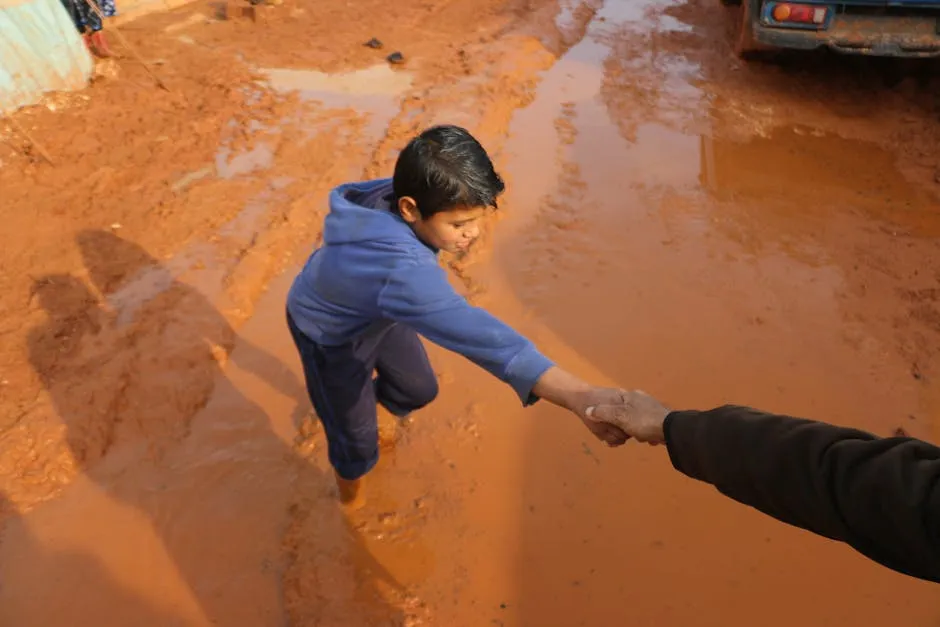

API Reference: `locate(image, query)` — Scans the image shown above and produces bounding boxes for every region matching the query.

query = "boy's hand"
[531,368,630,446]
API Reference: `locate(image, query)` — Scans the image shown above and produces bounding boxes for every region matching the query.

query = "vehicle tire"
[733,0,762,59]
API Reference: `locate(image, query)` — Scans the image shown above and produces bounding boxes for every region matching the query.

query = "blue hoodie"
[286,178,554,405]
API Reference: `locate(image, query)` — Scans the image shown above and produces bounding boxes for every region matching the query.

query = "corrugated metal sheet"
[0,0,93,114]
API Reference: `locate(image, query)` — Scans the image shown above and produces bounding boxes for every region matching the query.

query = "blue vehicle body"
[731,0,940,58]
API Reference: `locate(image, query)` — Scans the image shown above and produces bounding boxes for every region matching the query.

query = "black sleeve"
[664,405,940,583]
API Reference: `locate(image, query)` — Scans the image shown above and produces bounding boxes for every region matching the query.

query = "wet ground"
[2,0,940,623]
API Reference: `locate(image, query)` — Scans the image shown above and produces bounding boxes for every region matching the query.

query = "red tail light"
[769,2,828,24]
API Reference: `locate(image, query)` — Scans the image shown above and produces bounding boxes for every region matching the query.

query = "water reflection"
[698,121,938,234]
[493,0,940,624]
[261,64,413,137]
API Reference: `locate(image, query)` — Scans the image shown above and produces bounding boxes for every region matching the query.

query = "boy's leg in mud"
[374,324,439,422]
[287,314,382,507]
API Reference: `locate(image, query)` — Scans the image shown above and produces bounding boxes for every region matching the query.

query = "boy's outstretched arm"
[378,262,628,446]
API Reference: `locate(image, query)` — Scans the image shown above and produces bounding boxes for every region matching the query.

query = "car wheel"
[734,0,762,59]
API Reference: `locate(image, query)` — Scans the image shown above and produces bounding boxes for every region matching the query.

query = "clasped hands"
[573,387,670,447]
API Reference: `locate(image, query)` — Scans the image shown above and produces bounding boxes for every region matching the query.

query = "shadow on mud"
[4,230,408,626]
[0,493,186,623]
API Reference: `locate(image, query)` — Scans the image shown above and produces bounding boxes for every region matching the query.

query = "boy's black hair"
[392,125,505,219]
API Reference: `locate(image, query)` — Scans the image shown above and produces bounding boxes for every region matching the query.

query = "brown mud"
[1,0,940,623]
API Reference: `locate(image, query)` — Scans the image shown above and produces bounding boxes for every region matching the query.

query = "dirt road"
[1,0,939,623]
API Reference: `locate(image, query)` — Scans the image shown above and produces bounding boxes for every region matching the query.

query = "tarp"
[0,0,93,114]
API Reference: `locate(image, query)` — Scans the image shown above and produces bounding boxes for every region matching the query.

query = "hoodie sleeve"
[377,262,554,405]
[664,406,940,582]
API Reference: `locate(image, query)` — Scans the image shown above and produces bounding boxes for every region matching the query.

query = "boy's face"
[399,198,486,254]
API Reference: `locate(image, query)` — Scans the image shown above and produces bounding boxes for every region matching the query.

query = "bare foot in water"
[335,472,365,510]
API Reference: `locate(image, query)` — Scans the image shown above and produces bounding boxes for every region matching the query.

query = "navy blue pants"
[287,313,439,480]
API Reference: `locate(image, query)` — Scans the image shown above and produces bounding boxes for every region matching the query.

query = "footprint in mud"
[283,493,415,626]
[293,401,412,458]
[555,102,578,145]
[285,468,436,625]
[353,492,433,542]
[447,402,482,444]
[436,369,455,385]
[402,593,432,627]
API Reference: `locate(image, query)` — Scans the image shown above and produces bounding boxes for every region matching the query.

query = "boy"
[287,125,628,504]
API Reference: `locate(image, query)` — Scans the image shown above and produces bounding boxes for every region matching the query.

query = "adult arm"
[665,405,940,582]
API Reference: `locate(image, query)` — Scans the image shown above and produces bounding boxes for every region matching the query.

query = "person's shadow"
[13,229,409,626]
[0,492,187,625]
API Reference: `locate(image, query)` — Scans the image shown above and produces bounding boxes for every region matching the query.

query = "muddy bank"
[2,0,940,624]
[492,2,940,621]
[0,0,571,513]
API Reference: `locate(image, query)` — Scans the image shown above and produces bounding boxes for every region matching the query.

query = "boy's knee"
[407,375,440,411]
[411,375,439,408]
[376,372,439,414]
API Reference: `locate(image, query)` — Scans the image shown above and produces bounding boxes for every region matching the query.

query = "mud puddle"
[698,125,940,229]
[272,0,940,623]
[262,64,413,137]
[476,0,940,624]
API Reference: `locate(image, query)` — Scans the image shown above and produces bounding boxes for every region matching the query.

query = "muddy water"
[488,1,940,624]
[3,0,940,625]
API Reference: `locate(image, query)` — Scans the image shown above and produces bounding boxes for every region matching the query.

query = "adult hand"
[576,387,631,447]
[586,390,670,445]
[530,368,630,447]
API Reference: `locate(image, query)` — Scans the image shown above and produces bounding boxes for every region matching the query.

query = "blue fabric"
[287,177,554,405]
[60,0,115,33]
[288,312,438,480]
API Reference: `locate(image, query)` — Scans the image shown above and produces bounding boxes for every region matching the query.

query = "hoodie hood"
[322,178,412,246]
